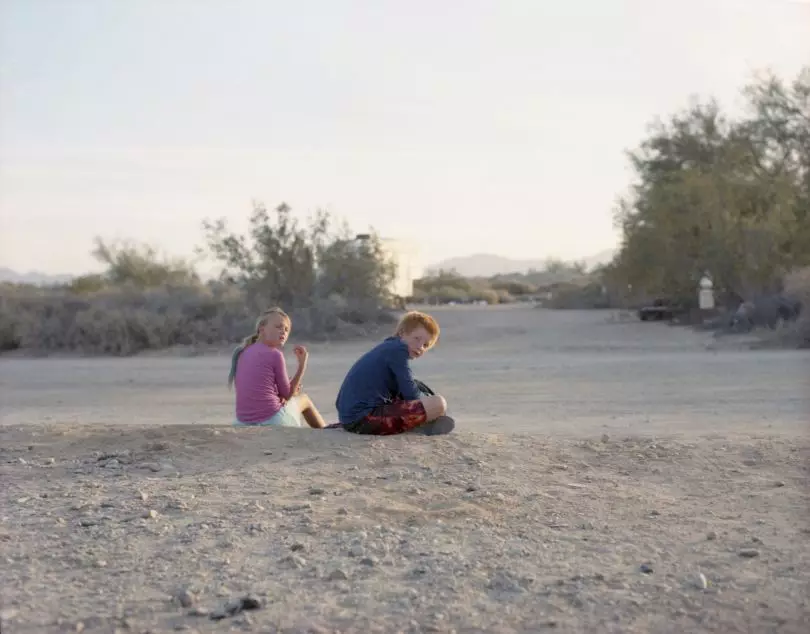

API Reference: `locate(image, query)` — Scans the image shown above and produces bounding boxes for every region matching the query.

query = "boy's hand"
[294,345,309,365]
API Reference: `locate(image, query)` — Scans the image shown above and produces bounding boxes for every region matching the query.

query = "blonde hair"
[395,311,440,348]
[228,307,291,388]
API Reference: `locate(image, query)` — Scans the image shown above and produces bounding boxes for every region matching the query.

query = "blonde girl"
[229,308,326,428]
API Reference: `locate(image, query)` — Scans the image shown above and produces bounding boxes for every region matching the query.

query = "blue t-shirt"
[335,336,421,424]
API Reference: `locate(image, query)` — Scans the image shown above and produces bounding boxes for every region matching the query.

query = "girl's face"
[259,314,291,347]
[400,326,433,359]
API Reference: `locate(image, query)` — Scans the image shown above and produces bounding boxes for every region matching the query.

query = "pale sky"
[1,0,808,275]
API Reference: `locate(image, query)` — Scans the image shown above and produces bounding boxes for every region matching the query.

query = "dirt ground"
[1,306,809,633]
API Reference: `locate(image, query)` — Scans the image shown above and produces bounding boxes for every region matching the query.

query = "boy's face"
[400,326,433,359]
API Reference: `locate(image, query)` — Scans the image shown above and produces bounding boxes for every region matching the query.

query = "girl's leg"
[297,393,327,429]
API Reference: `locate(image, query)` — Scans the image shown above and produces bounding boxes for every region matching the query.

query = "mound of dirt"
[2,424,808,633]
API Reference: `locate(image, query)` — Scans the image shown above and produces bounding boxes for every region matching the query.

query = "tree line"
[602,67,810,307]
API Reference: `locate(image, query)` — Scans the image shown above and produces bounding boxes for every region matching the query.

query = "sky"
[1,0,808,275]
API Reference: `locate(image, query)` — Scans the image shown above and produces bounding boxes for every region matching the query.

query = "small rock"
[173,588,196,608]
[648,510,660,516]
[348,545,365,558]
[465,485,479,493]
[706,531,718,541]
[280,555,306,569]
[774,481,786,488]
[697,573,709,590]
[240,596,261,610]
[18,458,27,465]
[327,568,349,581]
[639,563,654,574]
[105,459,121,469]
[738,548,760,558]
[143,509,159,520]
[138,491,149,502]
[601,433,610,443]
[94,559,107,568]
[283,503,312,512]
[290,542,305,552]
[75,622,85,633]
[79,519,98,527]
[336,507,348,515]
[360,556,377,567]
[309,487,326,495]
[46,457,55,465]
[187,607,209,617]
[143,462,162,472]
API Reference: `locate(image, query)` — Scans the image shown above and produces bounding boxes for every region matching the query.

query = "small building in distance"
[355,234,422,304]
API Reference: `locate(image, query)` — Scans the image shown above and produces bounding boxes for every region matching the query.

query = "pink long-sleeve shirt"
[234,343,292,423]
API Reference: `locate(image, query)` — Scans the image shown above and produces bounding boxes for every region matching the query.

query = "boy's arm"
[388,345,421,401]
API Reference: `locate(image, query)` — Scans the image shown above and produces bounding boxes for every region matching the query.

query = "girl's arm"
[272,347,307,400]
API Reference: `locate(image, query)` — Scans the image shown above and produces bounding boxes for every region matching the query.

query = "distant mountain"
[0,267,75,286]
[427,249,615,278]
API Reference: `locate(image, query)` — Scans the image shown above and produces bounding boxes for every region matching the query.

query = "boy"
[335,311,454,435]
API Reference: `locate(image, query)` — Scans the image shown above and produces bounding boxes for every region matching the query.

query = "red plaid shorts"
[344,399,428,436]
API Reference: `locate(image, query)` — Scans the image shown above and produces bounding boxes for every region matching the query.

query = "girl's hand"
[294,345,309,365]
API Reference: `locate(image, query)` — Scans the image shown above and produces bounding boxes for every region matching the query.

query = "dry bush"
[0,282,394,356]
[753,267,810,349]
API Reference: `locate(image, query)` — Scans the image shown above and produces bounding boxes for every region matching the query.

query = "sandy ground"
[1,306,809,633]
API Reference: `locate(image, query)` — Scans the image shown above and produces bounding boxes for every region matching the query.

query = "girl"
[229,308,327,429]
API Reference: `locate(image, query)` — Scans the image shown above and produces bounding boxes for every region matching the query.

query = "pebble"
[706,531,718,541]
[79,519,98,527]
[639,563,654,574]
[360,556,377,567]
[327,568,349,581]
[281,555,307,569]
[336,507,349,515]
[774,481,786,488]
[349,545,365,558]
[738,548,760,558]
[309,487,326,495]
[283,503,312,512]
[138,491,149,502]
[187,607,209,617]
[143,509,159,520]
[465,485,479,493]
[290,542,306,552]
[209,596,262,620]
[697,573,709,590]
[46,457,55,465]
[173,588,196,608]
[601,433,610,443]
[94,559,107,568]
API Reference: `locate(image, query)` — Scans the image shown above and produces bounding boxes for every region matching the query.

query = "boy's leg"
[345,400,429,435]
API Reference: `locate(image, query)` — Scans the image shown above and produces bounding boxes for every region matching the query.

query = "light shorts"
[233,396,305,428]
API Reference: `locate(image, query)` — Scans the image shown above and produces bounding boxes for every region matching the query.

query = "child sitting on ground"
[335,310,454,435]
[229,308,327,429]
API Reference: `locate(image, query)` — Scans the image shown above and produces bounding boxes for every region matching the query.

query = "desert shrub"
[754,267,810,348]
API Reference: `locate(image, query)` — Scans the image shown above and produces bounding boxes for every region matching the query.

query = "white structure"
[353,235,423,299]
[380,237,422,299]
[698,274,715,310]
